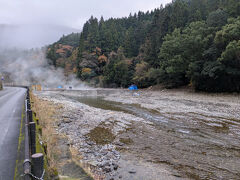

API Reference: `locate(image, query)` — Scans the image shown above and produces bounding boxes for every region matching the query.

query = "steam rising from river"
[0,48,86,89]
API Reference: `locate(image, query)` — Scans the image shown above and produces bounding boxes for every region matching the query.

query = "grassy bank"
[30,92,93,180]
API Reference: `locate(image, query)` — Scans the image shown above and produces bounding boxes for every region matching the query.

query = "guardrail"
[4,83,29,89]
[23,88,45,180]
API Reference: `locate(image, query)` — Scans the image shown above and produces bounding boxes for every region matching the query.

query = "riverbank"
[32,88,240,180]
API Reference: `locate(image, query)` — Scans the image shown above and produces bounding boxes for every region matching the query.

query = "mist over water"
[0,48,85,89]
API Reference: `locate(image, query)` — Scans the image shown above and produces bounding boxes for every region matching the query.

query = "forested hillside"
[47,0,240,92]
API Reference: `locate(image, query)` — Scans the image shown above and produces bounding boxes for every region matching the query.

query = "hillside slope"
[47,0,240,92]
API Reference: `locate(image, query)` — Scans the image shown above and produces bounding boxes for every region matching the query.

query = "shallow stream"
[71,95,240,179]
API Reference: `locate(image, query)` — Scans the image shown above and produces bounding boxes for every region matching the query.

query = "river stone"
[115,142,124,146]
[103,166,112,173]
[113,163,118,170]
[128,169,136,174]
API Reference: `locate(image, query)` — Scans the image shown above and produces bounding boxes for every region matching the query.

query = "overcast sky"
[0,0,172,48]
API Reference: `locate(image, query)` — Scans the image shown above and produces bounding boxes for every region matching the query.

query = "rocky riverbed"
[33,88,240,180]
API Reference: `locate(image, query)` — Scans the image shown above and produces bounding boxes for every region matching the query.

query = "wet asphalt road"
[0,87,26,180]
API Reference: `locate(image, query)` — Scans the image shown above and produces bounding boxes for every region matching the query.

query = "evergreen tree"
[46,0,240,92]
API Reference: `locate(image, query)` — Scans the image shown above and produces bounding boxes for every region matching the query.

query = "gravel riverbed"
[33,88,240,180]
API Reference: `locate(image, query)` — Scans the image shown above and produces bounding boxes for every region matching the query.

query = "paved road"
[0,87,26,180]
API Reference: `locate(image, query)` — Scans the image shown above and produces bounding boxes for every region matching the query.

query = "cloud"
[0,0,172,48]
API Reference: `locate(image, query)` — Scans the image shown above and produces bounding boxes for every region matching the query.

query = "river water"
[72,95,240,179]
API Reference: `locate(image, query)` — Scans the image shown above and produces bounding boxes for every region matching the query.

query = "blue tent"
[128,85,138,90]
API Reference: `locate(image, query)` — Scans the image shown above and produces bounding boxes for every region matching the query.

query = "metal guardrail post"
[23,88,45,179]
[24,90,31,180]
[24,118,31,179]
[28,109,33,122]
[27,101,31,110]
[31,153,44,179]
[29,122,36,155]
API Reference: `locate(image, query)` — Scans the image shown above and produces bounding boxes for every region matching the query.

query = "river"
[71,94,240,179]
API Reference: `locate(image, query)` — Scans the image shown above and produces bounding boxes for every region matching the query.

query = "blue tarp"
[128,85,138,90]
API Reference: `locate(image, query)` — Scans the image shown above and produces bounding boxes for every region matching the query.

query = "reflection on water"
[72,96,240,179]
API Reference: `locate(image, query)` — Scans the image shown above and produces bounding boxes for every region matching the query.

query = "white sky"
[0,0,172,48]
